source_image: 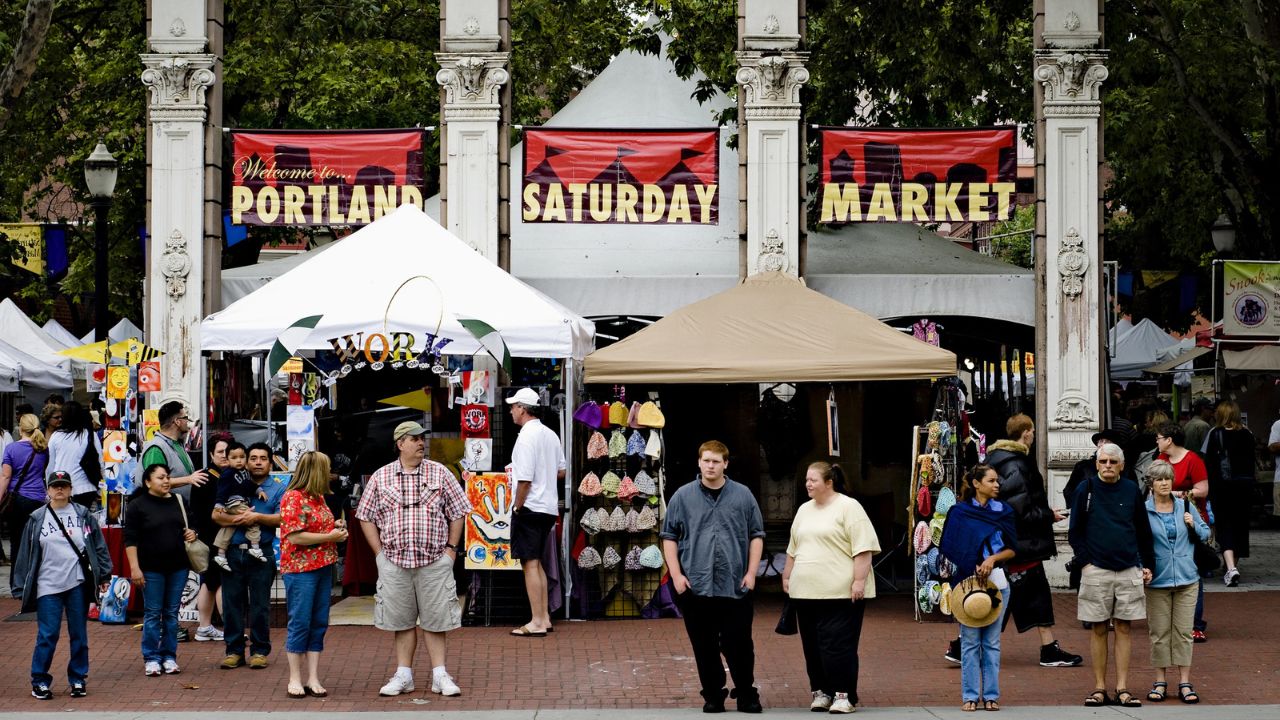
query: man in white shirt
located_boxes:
[505,388,565,637]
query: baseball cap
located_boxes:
[46,470,73,488]
[392,421,427,442]
[505,388,540,406]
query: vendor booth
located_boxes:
[0,298,74,394]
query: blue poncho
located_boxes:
[938,498,1018,583]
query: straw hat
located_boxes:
[578,472,602,497]
[939,582,952,615]
[586,432,608,460]
[950,576,1004,628]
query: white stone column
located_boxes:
[142,2,215,407]
[1034,0,1107,586]
[437,1,508,265]
[737,1,807,277]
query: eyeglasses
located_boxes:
[1097,459,1121,465]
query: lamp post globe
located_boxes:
[84,142,117,342]
[1210,213,1236,254]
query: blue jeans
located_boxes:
[960,586,1010,702]
[283,567,333,653]
[1193,579,1206,632]
[32,584,89,687]
[222,545,276,658]
[141,569,188,663]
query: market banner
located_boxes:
[522,128,719,224]
[229,129,426,226]
[1222,261,1280,337]
[817,127,1017,224]
[0,223,43,274]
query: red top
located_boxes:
[1158,451,1210,522]
[279,490,338,574]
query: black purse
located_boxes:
[774,598,798,635]
[1184,499,1221,574]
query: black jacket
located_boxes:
[986,439,1056,562]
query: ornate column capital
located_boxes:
[140,54,215,122]
[1034,50,1108,118]
[735,51,810,120]
[435,52,509,122]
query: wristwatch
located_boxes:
[443,543,457,551]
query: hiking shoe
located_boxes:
[214,555,232,572]
[31,684,52,700]
[1193,629,1207,643]
[220,654,245,669]
[829,692,854,714]
[379,673,414,696]
[944,638,962,665]
[431,672,461,697]
[810,690,833,711]
[69,682,86,698]
[1039,641,1083,667]
[162,659,181,675]
[144,661,162,677]
[1224,568,1240,587]
[194,625,224,642]
[248,654,269,669]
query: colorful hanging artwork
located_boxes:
[106,366,129,399]
[138,361,161,392]
[463,471,520,570]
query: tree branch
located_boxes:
[0,0,57,136]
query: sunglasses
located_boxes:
[1097,459,1121,465]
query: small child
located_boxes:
[212,442,267,571]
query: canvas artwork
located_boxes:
[101,430,128,463]
[464,471,520,570]
[142,408,159,441]
[461,438,492,472]
[107,366,129,399]
[137,361,161,392]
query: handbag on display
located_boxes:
[175,494,210,573]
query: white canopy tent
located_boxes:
[0,298,74,389]
[202,205,595,360]
[1109,318,1178,380]
[0,346,20,392]
[42,318,82,349]
[0,338,72,390]
[81,317,145,345]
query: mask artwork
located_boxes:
[107,366,129,399]
[137,361,161,393]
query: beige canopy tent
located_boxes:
[584,272,956,383]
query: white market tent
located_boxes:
[81,317,145,345]
[0,338,72,390]
[202,205,595,360]
[0,298,74,389]
[42,318,82,349]
[1109,318,1178,380]
[0,345,20,392]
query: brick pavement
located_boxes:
[1,590,1278,712]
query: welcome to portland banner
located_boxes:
[817,127,1018,224]
[521,128,719,225]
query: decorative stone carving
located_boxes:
[161,229,192,299]
[736,51,809,119]
[463,16,480,35]
[170,18,186,37]
[1058,227,1088,298]
[436,53,509,120]
[140,55,216,108]
[1052,394,1095,428]
[1035,51,1108,115]
[762,14,780,34]
[1049,446,1097,464]
[758,229,788,273]
[1065,11,1081,31]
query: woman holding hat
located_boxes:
[11,470,112,700]
[781,462,880,714]
[939,465,1018,712]
[1142,460,1209,704]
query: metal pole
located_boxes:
[93,199,111,341]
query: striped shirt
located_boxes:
[355,458,470,569]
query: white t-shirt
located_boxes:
[47,430,103,495]
[786,494,882,600]
[37,505,87,597]
[1270,420,1280,461]
[509,418,565,515]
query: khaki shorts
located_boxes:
[374,552,461,633]
[1077,565,1146,622]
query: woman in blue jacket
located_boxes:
[1143,460,1209,704]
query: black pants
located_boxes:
[71,492,99,511]
[675,591,756,700]
[794,598,866,702]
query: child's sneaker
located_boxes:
[247,547,268,562]
[214,555,231,572]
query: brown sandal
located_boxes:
[1083,689,1107,707]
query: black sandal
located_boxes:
[1147,682,1167,702]
[1116,689,1142,707]
[1178,683,1200,704]
[983,700,1000,711]
[1084,689,1107,707]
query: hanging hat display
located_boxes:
[915,555,930,585]
[627,401,643,429]
[608,430,627,458]
[935,487,957,517]
[586,432,608,460]
[637,401,665,428]
[580,507,602,534]
[578,472,602,497]
[573,401,603,428]
[638,544,664,569]
[617,475,640,502]
[608,401,629,427]
[636,505,657,531]
[927,421,942,449]
[925,547,940,576]
[916,454,933,485]
[931,452,946,485]
[927,580,942,608]
[930,515,946,546]
[950,575,1004,628]
[624,546,643,571]
[626,430,647,456]
[913,520,932,554]
[602,546,622,569]
[939,582,953,616]
[917,585,934,614]
[938,555,956,580]
[577,547,602,569]
[644,430,662,459]
[938,421,953,449]
[625,508,641,533]
[916,483,932,518]
[600,471,622,497]
[634,470,657,496]
[605,506,627,532]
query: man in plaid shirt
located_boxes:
[357,421,471,698]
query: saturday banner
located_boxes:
[1222,261,1280,337]
[522,128,719,224]
[817,127,1018,224]
[229,129,426,226]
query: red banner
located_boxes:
[229,129,426,226]
[522,129,719,224]
[817,127,1017,224]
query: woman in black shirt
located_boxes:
[125,464,196,676]
[1202,401,1256,587]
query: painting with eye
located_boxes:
[464,471,520,570]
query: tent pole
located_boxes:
[561,357,576,620]
[200,353,208,464]
[264,351,273,452]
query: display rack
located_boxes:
[909,379,965,622]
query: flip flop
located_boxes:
[287,685,306,699]
[510,625,547,637]
[305,686,328,698]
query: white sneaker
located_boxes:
[828,692,855,714]
[810,690,833,711]
[194,625,224,642]
[248,547,269,562]
[144,661,161,677]
[432,673,461,696]
[379,674,414,696]
[214,555,231,572]
[1224,567,1240,587]
[162,659,181,675]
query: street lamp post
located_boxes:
[84,143,118,342]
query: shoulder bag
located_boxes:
[78,431,103,485]
[175,493,210,573]
[47,506,99,608]
[1210,428,1234,483]
[1183,498,1221,574]
[0,449,37,514]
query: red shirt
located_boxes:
[279,490,338,574]
[1158,451,1210,522]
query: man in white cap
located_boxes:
[357,420,471,698]
[505,388,565,637]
